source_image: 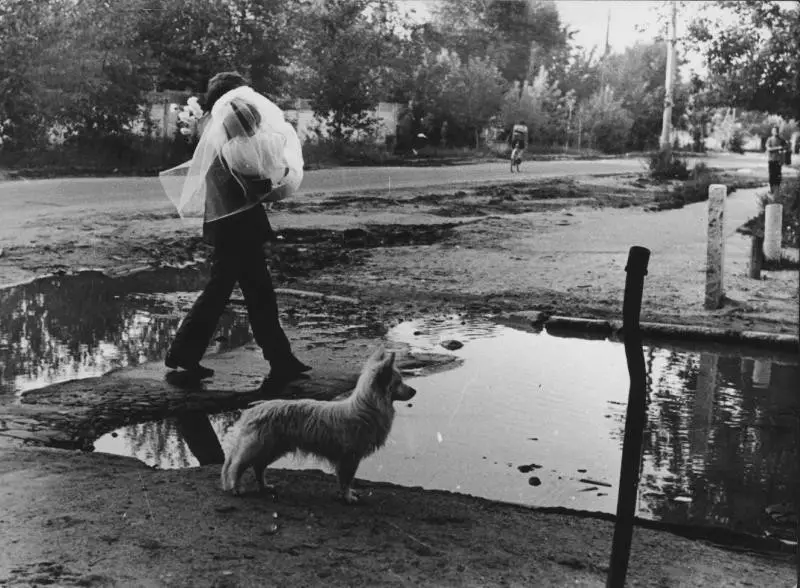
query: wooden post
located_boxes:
[763,203,783,262]
[704,184,726,310]
[795,242,800,588]
[691,354,717,466]
[748,235,764,279]
[607,246,650,588]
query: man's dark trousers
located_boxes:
[168,203,291,365]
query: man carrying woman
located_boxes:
[160,72,310,381]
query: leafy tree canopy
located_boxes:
[687,0,800,118]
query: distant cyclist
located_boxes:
[510,142,523,173]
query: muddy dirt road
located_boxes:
[0,153,766,238]
[0,153,795,334]
[0,154,797,587]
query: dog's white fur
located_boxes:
[220,347,416,503]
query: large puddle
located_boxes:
[0,269,372,400]
[0,268,249,399]
[92,315,797,542]
[1,273,797,543]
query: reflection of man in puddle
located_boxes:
[164,72,311,381]
[175,413,224,465]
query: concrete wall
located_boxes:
[147,92,402,144]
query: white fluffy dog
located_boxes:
[220,347,416,503]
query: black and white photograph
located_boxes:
[0,0,798,585]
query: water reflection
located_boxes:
[0,269,254,398]
[639,350,798,540]
[97,410,241,469]
[94,315,797,542]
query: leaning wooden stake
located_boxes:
[748,235,764,279]
[607,246,651,588]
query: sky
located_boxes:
[555,1,703,75]
[395,0,785,77]
[554,1,667,54]
[397,0,672,52]
[398,1,686,59]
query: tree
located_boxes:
[578,86,634,153]
[442,55,507,147]
[293,0,397,141]
[401,49,506,148]
[556,46,601,105]
[0,0,153,148]
[136,0,236,94]
[136,0,301,101]
[52,0,153,141]
[484,0,569,84]
[687,0,800,119]
[433,0,570,85]
[432,0,500,65]
[599,41,687,151]
[0,0,60,148]
[501,66,563,146]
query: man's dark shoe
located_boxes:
[165,354,215,379]
[268,356,312,381]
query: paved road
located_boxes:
[0,153,769,239]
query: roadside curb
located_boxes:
[502,311,798,353]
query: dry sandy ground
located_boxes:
[0,159,798,587]
[1,447,795,588]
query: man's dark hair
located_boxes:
[205,71,248,112]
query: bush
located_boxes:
[779,177,799,248]
[652,163,764,212]
[0,132,194,176]
[672,163,714,206]
[301,137,392,168]
[728,129,745,154]
[579,87,634,154]
[648,150,689,181]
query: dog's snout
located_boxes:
[404,385,417,400]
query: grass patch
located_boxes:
[762,256,800,271]
[650,163,763,211]
[647,150,689,181]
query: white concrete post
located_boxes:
[752,359,772,389]
[704,184,727,310]
[763,203,783,262]
[691,353,717,467]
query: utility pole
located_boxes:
[599,8,611,89]
[659,1,677,153]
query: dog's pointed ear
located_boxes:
[369,346,387,365]
[377,350,396,383]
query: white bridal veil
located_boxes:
[159,86,304,222]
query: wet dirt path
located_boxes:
[0,156,797,587]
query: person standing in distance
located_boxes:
[765,125,786,197]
